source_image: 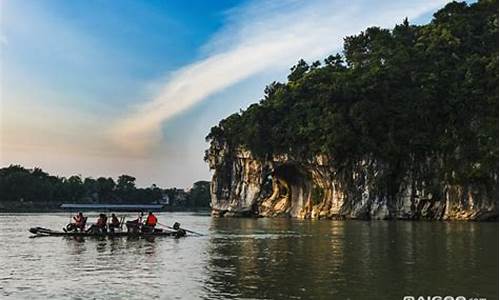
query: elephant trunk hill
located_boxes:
[205,1,499,220]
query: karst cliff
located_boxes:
[204,1,499,221]
[206,144,497,220]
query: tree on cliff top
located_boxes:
[206,0,498,187]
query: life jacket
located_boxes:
[74,215,84,225]
[146,214,157,226]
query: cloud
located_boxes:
[112,0,447,154]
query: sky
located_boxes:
[0,0,456,188]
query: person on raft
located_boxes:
[172,222,186,238]
[109,213,120,232]
[142,211,158,233]
[126,212,144,233]
[86,213,108,233]
[64,212,87,232]
[73,212,87,232]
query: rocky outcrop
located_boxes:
[206,144,498,221]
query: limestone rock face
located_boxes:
[206,144,498,221]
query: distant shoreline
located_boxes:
[0,203,211,213]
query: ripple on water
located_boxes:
[0,213,498,300]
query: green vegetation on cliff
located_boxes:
[206,1,498,187]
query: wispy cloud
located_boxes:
[112,0,447,153]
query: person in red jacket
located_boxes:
[142,212,157,233]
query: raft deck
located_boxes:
[29,227,182,237]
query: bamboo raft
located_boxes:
[29,226,184,238]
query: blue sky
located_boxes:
[1,0,458,187]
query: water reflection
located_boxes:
[204,218,349,299]
[0,213,497,299]
[61,235,160,258]
[203,219,498,300]
[108,237,123,253]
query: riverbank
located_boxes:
[0,202,210,213]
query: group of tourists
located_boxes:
[65,211,158,234]
[85,213,123,233]
[125,211,158,233]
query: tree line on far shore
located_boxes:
[0,165,210,210]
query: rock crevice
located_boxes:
[207,146,498,221]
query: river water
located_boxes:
[0,213,497,300]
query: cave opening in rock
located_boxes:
[273,164,305,197]
[261,173,273,199]
[274,164,303,184]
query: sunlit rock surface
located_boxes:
[206,144,498,221]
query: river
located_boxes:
[0,213,497,299]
